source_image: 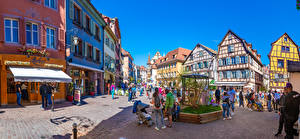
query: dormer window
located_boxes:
[228,34,232,40]
[284,37,287,42]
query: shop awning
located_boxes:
[9,67,72,83]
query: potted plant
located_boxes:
[89,82,95,96]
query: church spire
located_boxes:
[147,53,151,65]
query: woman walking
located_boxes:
[151,88,166,130]
[222,92,231,120]
[111,83,115,99]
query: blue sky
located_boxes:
[92,0,300,66]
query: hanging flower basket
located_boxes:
[17,48,49,57]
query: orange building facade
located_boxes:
[0,0,68,105]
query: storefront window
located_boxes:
[7,75,15,94]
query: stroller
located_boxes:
[133,100,153,127]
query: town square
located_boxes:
[0,0,300,139]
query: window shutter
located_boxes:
[85,42,88,57]
[82,12,86,28]
[70,35,75,52]
[236,56,240,64]
[99,26,102,41]
[99,50,102,63]
[219,72,223,79]
[227,71,231,79]
[80,10,84,26]
[91,21,95,35]
[93,47,96,61]
[69,0,74,20]
[245,56,248,63]
[219,59,222,66]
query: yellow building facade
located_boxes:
[269,33,300,91]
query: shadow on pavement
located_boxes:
[52,133,72,139]
[79,105,135,138]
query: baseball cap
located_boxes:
[286,83,293,88]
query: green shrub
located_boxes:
[181,105,221,114]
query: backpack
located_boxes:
[154,95,161,108]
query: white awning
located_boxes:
[9,67,72,83]
[68,63,104,72]
[214,82,247,87]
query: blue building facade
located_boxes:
[66,0,106,95]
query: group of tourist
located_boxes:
[151,87,181,130]
[214,83,299,139]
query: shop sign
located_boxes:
[30,57,46,66]
[4,61,30,66]
[45,64,64,68]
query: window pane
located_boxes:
[12,20,18,28]
[51,29,54,36]
[5,19,11,27]
[32,24,38,31]
[47,34,50,48]
[33,32,38,45]
[5,27,11,42]
[26,30,32,44]
[13,28,18,42]
[51,0,55,8]
[281,46,285,51]
[26,24,31,30]
[45,0,49,6]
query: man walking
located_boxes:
[165,88,174,128]
[228,87,236,115]
[267,90,273,112]
[239,90,244,108]
[215,87,221,105]
[15,82,22,106]
[283,83,300,139]
[275,87,287,137]
[39,83,47,110]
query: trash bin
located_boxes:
[74,89,81,105]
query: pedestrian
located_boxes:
[164,88,174,128]
[283,83,300,139]
[151,88,166,130]
[15,82,22,106]
[111,83,115,99]
[132,85,137,99]
[222,92,231,120]
[228,87,236,115]
[39,82,47,110]
[239,90,244,108]
[215,87,221,105]
[47,83,53,108]
[128,87,132,103]
[21,83,28,100]
[275,87,287,137]
[267,90,273,112]
[274,90,281,113]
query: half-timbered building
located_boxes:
[183,43,217,79]
[268,33,300,91]
[215,30,263,92]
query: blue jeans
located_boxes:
[267,100,272,111]
[230,101,235,112]
[128,92,132,102]
[16,92,21,105]
[239,99,244,107]
[153,109,165,128]
[41,95,46,108]
[47,94,52,106]
[222,103,230,118]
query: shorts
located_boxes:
[251,99,255,104]
[167,107,173,116]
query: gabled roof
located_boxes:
[155,48,191,66]
[218,30,263,66]
[121,48,133,61]
[269,33,300,58]
[183,43,217,64]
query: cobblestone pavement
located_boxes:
[0,94,150,139]
[82,106,298,139]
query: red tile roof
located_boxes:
[156,47,191,66]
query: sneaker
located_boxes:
[162,126,166,129]
[231,112,234,116]
[223,118,226,120]
[274,132,281,137]
[155,127,159,130]
[227,116,232,120]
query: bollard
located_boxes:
[51,94,54,112]
[73,123,77,139]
